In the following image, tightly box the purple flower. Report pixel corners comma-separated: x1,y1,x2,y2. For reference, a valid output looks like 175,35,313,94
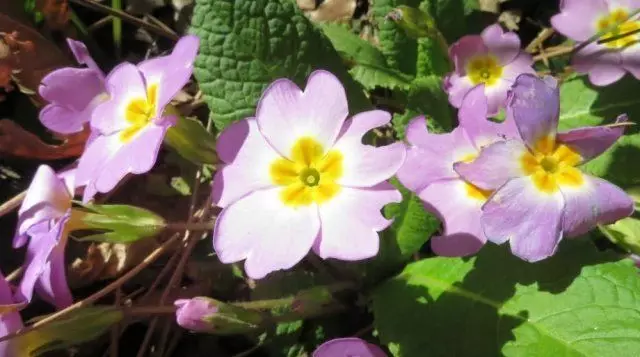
455,74,634,261
396,85,518,257
76,35,199,201
212,70,406,279
39,39,107,134
551,0,640,86
312,338,387,357
15,165,75,309
0,271,24,356
444,23,535,116
174,297,219,332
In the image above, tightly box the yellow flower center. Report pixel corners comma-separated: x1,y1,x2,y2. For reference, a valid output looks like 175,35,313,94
597,9,640,49
120,84,158,143
464,182,493,201
520,136,584,194
270,137,343,206
466,55,503,87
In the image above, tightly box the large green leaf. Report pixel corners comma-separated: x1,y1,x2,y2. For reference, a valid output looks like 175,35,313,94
372,239,640,357
372,0,421,75
189,0,368,131
558,75,640,188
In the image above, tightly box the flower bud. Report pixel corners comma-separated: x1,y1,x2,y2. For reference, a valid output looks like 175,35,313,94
312,338,387,357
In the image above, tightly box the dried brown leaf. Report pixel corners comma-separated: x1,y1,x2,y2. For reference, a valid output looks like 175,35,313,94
0,119,89,159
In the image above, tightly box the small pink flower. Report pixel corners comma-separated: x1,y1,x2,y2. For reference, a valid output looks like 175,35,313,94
397,85,518,257
444,24,535,116
175,297,219,332
551,0,640,86
212,70,406,279
76,35,199,201
312,338,387,357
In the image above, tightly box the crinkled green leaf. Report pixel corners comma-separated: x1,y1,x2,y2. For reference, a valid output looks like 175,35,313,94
419,0,482,42
372,239,639,357
372,0,421,75
349,64,412,90
189,0,368,131
559,75,640,188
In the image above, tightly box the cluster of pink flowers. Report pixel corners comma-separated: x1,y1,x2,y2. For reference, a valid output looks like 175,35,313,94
1,16,636,352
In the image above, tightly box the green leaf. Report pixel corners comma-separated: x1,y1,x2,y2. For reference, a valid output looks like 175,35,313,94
372,239,639,357
372,0,421,75
600,216,640,254
349,65,412,90
164,115,218,165
558,75,640,188
74,204,166,243
419,0,483,43
189,0,369,131
392,75,453,138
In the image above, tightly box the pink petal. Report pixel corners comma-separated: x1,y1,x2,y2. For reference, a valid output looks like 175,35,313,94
332,111,406,187
92,62,148,135
551,0,607,41
501,52,535,81
419,179,486,257
621,44,640,79
66,38,103,77
445,73,475,109
560,175,634,237
312,338,388,357
138,35,199,112
213,188,320,279
454,139,529,191
507,74,560,148
573,43,625,86
212,118,280,208
557,114,628,163
35,244,73,309
397,119,476,193
481,24,521,65
458,84,519,149
256,71,348,159
0,272,23,356
483,79,511,117
76,134,120,202
314,183,400,260
449,35,488,76
482,176,565,261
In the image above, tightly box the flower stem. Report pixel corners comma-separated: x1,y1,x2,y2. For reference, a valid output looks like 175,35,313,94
164,221,216,231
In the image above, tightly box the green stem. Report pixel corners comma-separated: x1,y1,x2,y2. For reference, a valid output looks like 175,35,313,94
112,0,122,59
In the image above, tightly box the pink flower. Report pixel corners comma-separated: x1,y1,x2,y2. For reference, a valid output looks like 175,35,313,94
174,297,219,332
396,85,518,257
14,165,75,309
212,70,406,279
551,0,640,86
0,271,24,356
39,39,107,134
312,338,387,357
76,35,199,201
455,74,634,261
444,24,535,116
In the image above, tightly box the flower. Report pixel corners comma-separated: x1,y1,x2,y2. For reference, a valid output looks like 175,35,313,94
14,165,76,309
212,70,405,279
312,338,387,357
174,297,219,332
455,74,634,261
76,35,199,201
551,0,640,86
0,271,24,356
397,85,518,256
444,23,535,116
39,38,107,134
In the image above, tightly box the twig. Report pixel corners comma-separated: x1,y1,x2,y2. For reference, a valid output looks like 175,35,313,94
526,28,555,53
533,46,573,62
0,191,26,219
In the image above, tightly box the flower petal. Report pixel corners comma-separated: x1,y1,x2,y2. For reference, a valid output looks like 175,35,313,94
557,114,628,163
572,43,625,86
419,179,486,257
508,74,560,149
444,73,475,109
256,71,348,159
314,183,400,260
458,84,519,148
312,338,388,357
454,139,529,190
500,52,535,81
213,188,320,279
481,24,521,65
397,119,476,192
66,38,103,76
560,175,634,237
332,110,406,187
138,35,199,112
449,35,488,76
76,134,120,202
621,44,640,80
482,176,565,262
35,244,73,309
91,62,148,135
212,118,280,208
16,165,71,243
550,0,607,41
0,271,23,356
93,121,172,194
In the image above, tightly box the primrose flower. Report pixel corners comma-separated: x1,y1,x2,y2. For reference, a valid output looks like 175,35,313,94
444,23,535,116
39,39,106,134
76,35,199,201
15,165,76,309
551,0,640,86
397,85,518,256
174,297,219,332
312,338,387,357
455,74,634,261
212,70,405,279
0,271,24,356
